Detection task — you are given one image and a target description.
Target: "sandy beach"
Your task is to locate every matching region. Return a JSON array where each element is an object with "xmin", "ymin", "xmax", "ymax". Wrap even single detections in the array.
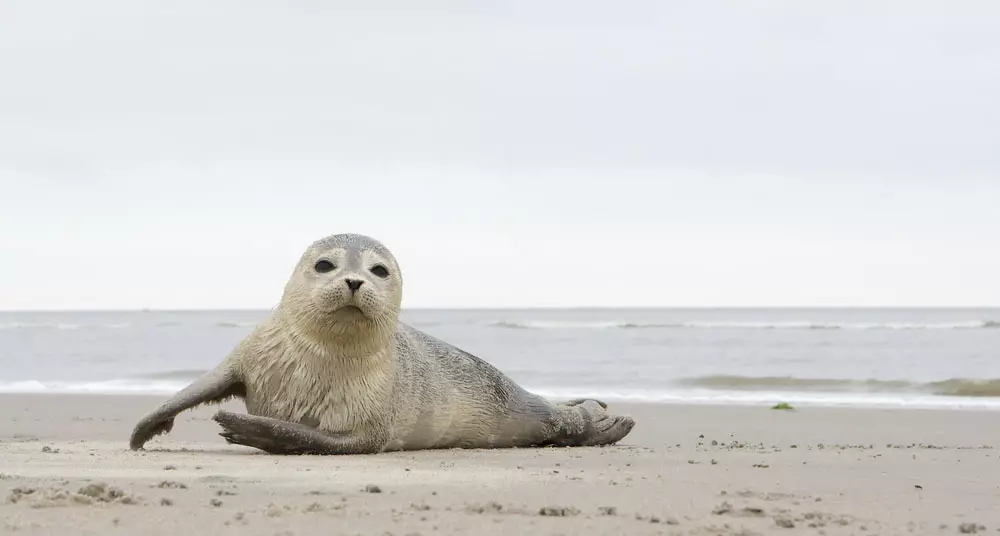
[{"xmin": 1, "ymin": 395, "xmax": 998, "ymax": 535}]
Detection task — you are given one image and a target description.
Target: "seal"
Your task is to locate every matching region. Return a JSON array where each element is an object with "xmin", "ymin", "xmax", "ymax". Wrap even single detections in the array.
[{"xmin": 128, "ymin": 233, "xmax": 635, "ymax": 454}]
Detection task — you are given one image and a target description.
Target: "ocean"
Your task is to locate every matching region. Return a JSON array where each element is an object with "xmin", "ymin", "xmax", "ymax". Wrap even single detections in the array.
[{"xmin": 1, "ymin": 308, "xmax": 998, "ymax": 410}]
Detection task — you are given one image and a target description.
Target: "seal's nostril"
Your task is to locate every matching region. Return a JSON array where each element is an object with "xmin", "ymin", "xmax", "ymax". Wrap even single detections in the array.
[{"xmin": 345, "ymin": 279, "xmax": 363, "ymax": 293}]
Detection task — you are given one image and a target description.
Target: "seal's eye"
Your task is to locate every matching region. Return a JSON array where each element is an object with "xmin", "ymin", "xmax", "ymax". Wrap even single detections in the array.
[
  {"xmin": 314, "ymin": 260, "xmax": 336, "ymax": 273},
  {"xmin": 370, "ymin": 264, "xmax": 389, "ymax": 278}
]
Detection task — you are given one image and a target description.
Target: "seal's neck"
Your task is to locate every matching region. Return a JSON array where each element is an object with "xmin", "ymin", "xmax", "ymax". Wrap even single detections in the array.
[{"xmin": 276, "ymin": 305, "xmax": 396, "ymax": 360}]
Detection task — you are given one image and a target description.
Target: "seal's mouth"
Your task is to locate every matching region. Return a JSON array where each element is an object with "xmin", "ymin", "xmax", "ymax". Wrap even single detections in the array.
[{"xmin": 329, "ymin": 304, "xmax": 366, "ymax": 318}]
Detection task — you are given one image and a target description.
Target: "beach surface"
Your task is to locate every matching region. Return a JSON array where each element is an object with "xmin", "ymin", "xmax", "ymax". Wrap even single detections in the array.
[{"xmin": 1, "ymin": 395, "xmax": 998, "ymax": 535}]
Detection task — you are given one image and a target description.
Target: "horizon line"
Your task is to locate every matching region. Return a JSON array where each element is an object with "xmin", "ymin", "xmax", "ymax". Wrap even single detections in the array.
[{"xmin": 2, "ymin": 305, "xmax": 999, "ymax": 313}]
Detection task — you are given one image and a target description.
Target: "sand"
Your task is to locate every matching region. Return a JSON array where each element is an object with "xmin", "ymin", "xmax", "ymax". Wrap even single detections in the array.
[{"xmin": 1, "ymin": 394, "xmax": 998, "ymax": 535}]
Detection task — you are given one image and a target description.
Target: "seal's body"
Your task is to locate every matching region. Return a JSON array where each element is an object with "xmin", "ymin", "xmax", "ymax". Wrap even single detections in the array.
[{"xmin": 129, "ymin": 234, "xmax": 635, "ymax": 455}]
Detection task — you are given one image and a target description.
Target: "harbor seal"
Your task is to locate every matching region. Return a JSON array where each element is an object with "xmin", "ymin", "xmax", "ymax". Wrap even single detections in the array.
[{"xmin": 128, "ymin": 233, "xmax": 635, "ymax": 454}]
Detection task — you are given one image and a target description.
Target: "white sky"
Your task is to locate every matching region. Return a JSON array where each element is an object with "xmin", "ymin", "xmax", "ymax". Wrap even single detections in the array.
[{"xmin": 1, "ymin": 1, "xmax": 998, "ymax": 310}]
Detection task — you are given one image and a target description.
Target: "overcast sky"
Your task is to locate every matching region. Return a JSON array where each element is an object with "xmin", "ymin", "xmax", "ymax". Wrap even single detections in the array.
[{"xmin": 1, "ymin": 0, "xmax": 998, "ymax": 310}]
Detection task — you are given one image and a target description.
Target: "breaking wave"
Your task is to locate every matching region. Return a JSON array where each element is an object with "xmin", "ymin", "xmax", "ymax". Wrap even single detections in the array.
[
  {"xmin": 488, "ymin": 320, "xmax": 999, "ymax": 331},
  {"xmin": 523, "ymin": 387, "xmax": 1000, "ymax": 410},
  {"xmin": 4, "ymin": 373, "xmax": 1000, "ymax": 409},
  {"xmin": 0, "ymin": 379, "xmax": 189, "ymax": 395},
  {"xmin": 0, "ymin": 369, "xmax": 214, "ymax": 395},
  {"xmin": 677, "ymin": 375, "xmax": 1000, "ymax": 398}
]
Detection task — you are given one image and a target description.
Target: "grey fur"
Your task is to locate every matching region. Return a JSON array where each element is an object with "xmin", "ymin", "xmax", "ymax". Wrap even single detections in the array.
[{"xmin": 129, "ymin": 233, "xmax": 635, "ymax": 454}]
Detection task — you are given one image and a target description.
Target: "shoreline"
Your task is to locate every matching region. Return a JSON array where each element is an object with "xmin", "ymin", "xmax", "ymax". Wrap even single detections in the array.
[
  {"xmin": 4, "ymin": 393, "xmax": 1000, "ymax": 444},
  {"xmin": 3, "ymin": 394, "xmax": 999, "ymax": 534},
  {"xmin": 3, "ymin": 389, "xmax": 1000, "ymax": 413}
]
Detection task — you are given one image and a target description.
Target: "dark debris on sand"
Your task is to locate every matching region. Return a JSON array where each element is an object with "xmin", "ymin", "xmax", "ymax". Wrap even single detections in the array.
[
  {"xmin": 7, "ymin": 482, "xmax": 141, "ymax": 507},
  {"xmin": 538, "ymin": 506, "xmax": 580, "ymax": 517}
]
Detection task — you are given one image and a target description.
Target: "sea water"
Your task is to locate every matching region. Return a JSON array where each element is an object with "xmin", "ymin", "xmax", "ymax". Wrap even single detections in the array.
[{"xmin": 1, "ymin": 308, "xmax": 998, "ymax": 410}]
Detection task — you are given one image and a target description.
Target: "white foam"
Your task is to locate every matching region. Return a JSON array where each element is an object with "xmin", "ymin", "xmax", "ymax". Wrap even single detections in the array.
[
  {"xmin": 523, "ymin": 386, "xmax": 1000, "ymax": 411},
  {"xmin": 0, "ymin": 379, "xmax": 186, "ymax": 395},
  {"xmin": 4, "ymin": 379, "xmax": 1000, "ymax": 411}
]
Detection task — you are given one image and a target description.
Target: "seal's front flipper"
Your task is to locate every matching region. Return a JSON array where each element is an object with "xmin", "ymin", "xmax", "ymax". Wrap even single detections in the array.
[
  {"xmin": 212, "ymin": 410, "xmax": 383, "ymax": 455},
  {"xmin": 129, "ymin": 365, "xmax": 245, "ymax": 450}
]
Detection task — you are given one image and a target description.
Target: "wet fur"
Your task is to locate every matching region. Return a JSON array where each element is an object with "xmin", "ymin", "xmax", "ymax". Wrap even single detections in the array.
[{"xmin": 129, "ymin": 233, "xmax": 635, "ymax": 454}]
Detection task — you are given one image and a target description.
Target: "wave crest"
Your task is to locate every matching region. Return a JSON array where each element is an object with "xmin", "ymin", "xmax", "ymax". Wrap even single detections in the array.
[
  {"xmin": 0, "ymin": 322, "xmax": 136, "ymax": 330},
  {"xmin": 215, "ymin": 321, "xmax": 258, "ymax": 328},
  {"xmin": 135, "ymin": 369, "xmax": 209, "ymax": 381}
]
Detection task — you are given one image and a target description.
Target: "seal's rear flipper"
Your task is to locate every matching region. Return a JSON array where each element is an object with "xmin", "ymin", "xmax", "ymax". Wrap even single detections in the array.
[{"xmin": 542, "ymin": 399, "xmax": 635, "ymax": 448}]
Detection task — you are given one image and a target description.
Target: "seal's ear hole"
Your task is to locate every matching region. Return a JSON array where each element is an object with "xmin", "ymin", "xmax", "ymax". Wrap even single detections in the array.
[
  {"xmin": 370, "ymin": 264, "xmax": 390, "ymax": 279},
  {"xmin": 314, "ymin": 260, "xmax": 336, "ymax": 273}
]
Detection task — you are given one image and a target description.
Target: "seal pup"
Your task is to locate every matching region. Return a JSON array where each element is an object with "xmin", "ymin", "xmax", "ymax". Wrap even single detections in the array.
[{"xmin": 129, "ymin": 233, "xmax": 635, "ymax": 454}]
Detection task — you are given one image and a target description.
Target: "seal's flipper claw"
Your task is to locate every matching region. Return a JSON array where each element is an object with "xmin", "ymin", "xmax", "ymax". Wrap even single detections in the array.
[{"xmin": 129, "ymin": 415, "xmax": 176, "ymax": 450}]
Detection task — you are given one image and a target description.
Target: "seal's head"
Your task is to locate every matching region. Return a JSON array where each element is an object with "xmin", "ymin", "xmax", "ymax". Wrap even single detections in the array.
[{"xmin": 280, "ymin": 233, "xmax": 402, "ymax": 345}]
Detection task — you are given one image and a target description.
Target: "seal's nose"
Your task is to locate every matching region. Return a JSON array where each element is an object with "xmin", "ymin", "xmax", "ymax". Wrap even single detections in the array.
[{"xmin": 345, "ymin": 279, "xmax": 364, "ymax": 293}]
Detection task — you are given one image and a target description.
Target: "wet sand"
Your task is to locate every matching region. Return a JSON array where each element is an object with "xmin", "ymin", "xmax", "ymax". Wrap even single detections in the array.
[{"xmin": 1, "ymin": 394, "xmax": 998, "ymax": 535}]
